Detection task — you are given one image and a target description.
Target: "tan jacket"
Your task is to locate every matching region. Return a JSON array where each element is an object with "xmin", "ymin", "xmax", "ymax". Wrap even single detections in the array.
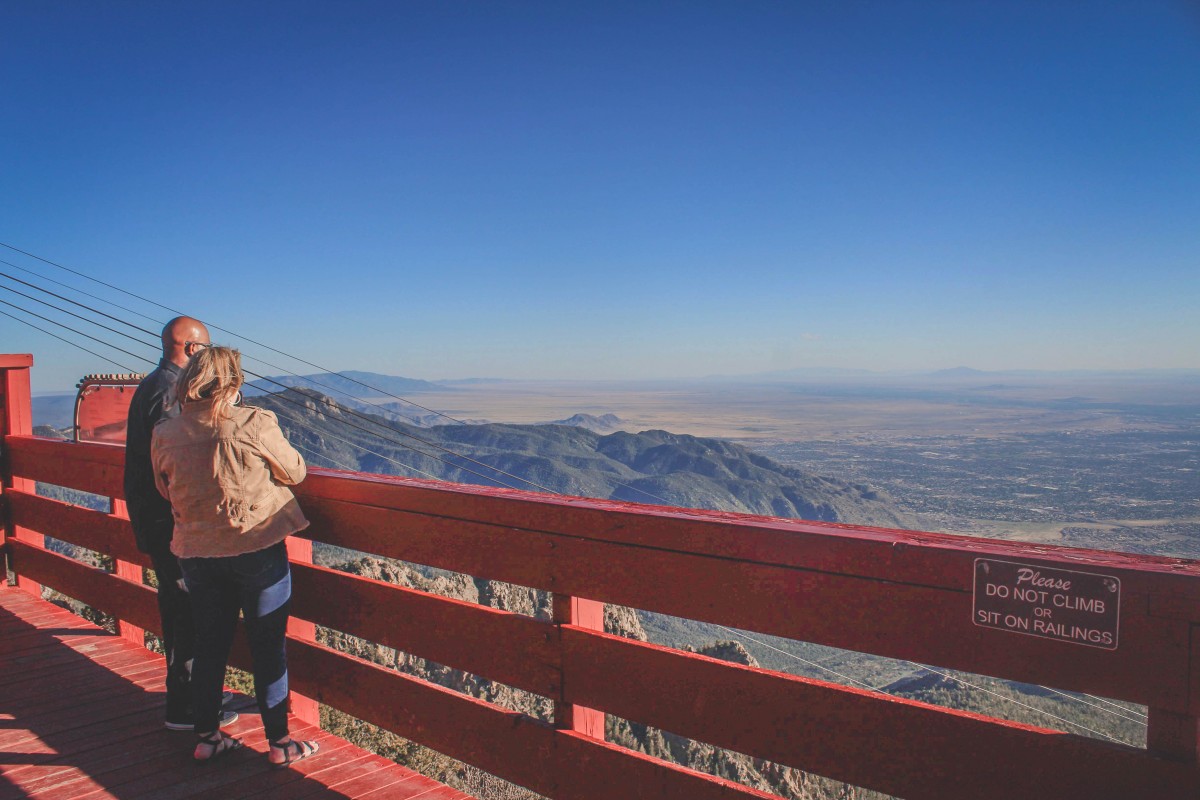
[{"xmin": 151, "ymin": 400, "xmax": 309, "ymax": 558}]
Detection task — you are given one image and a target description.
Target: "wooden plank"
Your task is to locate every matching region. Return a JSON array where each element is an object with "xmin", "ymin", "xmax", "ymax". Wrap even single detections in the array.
[
  {"xmin": 560, "ymin": 625, "xmax": 1200, "ymax": 799},
  {"xmin": 10, "ymin": 433, "xmax": 1200, "ymax": 612},
  {"xmin": 297, "ymin": 495, "xmax": 557, "ymax": 588},
  {"xmin": 5, "ymin": 490, "xmax": 151, "ymax": 568},
  {"xmin": 0, "ymin": 620, "xmax": 104, "ymax": 651},
  {"xmin": 289, "ymin": 637, "xmax": 777, "ymax": 800},
  {"xmin": 6, "ymin": 540, "xmax": 161, "ymax": 634},
  {"xmin": 0, "ymin": 707, "xmax": 166, "ymax": 773},
  {"xmin": 9, "ymin": 435, "xmax": 1200, "ymax": 601},
  {"xmin": 391, "ymin": 787, "xmax": 473, "ymax": 800},
  {"xmin": 3, "ymin": 727, "xmax": 178, "ymax": 797},
  {"xmin": 359, "ymin": 776, "xmax": 451, "ymax": 800},
  {"xmin": 0, "ymin": 354, "xmax": 34, "ymax": 368},
  {"xmin": 297, "ymin": 493, "xmax": 1191, "ymax": 710},
  {"xmin": 260, "ymin": 753, "xmax": 413, "ymax": 800},
  {"xmin": 34, "ymin": 714, "xmax": 266, "ymax": 800},
  {"xmin": 0, "ymin": 639, "xmax": 140, "ymax": 676},
  {"xmin": 0, "ymin": 640, "xmax": 145, "ymax": 686},
  {"xmin": 232, "ymin": 752, "xmax": 380, "ymax": 800},
  {"xmin": 0, "ymin": 624, "xmax": 152, "ymax": 669},
  {"xmin": 297, "ymin": 765, "xmax": 424, "ymax": 800},
  {"xmin": 296, "ymin": 470, "xmax": 1200, "ymax": 599},
  {"xmin": 0, "ymin": 671, "xmax": 165, "ymax": 748},
  {"xmin": 547, "ymin": 535, "xmax": 1193, "ymax": 711},
  {"xmin": 177, "ymin": 730, "xmax": 362, "ymax": 799},
  {"xmin": 4, "ymin": 435, "xmax": 125, "ymax": 498},
  {"xmin": 290, "ymin": 561, "xmax": 560, "ymax": 697}
]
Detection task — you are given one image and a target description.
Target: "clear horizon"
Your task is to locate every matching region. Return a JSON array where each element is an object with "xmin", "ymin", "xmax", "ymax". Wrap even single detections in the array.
[
  {"xmin": 3, "ymin": 3, "xmax": 1198, "ymax": 394},
  {"xmin": 24, "ymin": 363, "xmax": 1200, "ymax": 397}
]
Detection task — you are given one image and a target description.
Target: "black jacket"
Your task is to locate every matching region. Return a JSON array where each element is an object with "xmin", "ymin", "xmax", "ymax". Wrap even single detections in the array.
[{"xmin": 123, "ymin": 359, "xmax": 181, "ymax": 555}]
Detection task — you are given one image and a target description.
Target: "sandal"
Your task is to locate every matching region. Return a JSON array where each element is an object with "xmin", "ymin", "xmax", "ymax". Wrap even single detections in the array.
[
  {"xmin": 193, "ymin": 731, "xmax": 242, "ymax": 763},
  {"xmin": 269, "ymin": 737, "xmax": 320, "ymax": 769}
]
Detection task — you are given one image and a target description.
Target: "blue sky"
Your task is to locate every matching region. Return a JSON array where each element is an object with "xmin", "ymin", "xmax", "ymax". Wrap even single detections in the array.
[{"xmin": 2, "ymin": 2, "xmax": 1198, "ymax": 391}]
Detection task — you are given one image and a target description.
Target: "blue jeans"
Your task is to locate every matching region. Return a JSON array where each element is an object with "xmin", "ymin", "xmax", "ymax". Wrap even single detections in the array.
[{"xmin": 180, "ymin": 541, "xmax": 292, "ymax": 741}]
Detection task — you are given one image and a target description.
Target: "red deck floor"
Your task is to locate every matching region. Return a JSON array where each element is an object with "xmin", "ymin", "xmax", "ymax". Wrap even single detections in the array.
[{"xmin": 0, "ymin": 584, "xmax": 474, "ymax": 800}]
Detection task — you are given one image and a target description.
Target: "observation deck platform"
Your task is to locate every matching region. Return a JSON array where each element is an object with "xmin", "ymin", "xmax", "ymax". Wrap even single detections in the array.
[{"xmin": 0, "ymin": 585, "xmax": 472, "ymax": 800}]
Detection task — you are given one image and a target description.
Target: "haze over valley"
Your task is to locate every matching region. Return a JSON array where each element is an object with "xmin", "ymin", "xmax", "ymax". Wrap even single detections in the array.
[{"xmin": 236, "ymin": 366, "xmax": 1200, "ymax": 559}]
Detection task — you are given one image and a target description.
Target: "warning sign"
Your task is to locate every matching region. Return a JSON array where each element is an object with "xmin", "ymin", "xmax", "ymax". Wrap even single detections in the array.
[{"xmin": 972, "ymin": 559, "xmax": 1120, "ymax": 650}]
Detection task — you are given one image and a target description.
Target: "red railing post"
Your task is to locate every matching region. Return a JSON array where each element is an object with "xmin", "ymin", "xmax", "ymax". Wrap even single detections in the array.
[
  {"xmin": 109, "ymin": 497, "xmax": 147, "ymax": 647},
  {"xmin": 1146, "ymin": 622, "xmax": 1200, "ymax": 764},
  {"xmin": 0, "ymin": 355, "xmax": 38, "ymax": 596},
  {"xmin": 286, "ymin": 534, "xmax": 320, "ymax": 725},
  {"xmin": 553, "ymin": 593, "xmax": 605, "ymax": 738},
  {"xmin": 1148, "ymin": 708, "xmax": 1200, "ymax": 764}
]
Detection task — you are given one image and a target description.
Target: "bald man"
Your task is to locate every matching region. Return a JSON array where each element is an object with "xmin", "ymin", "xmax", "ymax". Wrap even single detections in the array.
[{"xmin": 125, "ymin": 317, "xmax": 235, "ymax": 730}]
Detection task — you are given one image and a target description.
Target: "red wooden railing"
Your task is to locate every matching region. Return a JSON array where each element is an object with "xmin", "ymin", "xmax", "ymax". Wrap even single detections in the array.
[{"xmin": 2, "ymin": 354, "xmax": 1199, "ymax": 799}]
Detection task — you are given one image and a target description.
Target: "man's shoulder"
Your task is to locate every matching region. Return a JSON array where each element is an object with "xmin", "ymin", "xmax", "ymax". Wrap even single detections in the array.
[
  {"xmin": 142, "ymin": 364, "xmax": 180, "ymax": 392},
  {"xmin": 131, "ymin": 366, "xmax": 165, "ymax": 400},
  {"xmin": 130, "ymin": 364, "xmax": 180, "ymax": 416}
]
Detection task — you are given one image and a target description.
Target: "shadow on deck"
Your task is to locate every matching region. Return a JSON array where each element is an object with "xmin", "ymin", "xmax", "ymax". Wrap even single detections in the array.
[{"xmin": 0, "ymin": 585, "xmax": 472, "ymax": 800}]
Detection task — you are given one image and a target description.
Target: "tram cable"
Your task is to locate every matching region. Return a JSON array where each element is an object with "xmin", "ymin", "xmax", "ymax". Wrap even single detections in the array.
[
  {"xmin": 269, "ymin": 404, "xmax": 441, "ymax": 480},
  {"xmin": 289, "ymin": 438, "xmax": 360, "ymax": 474},
  {"xmin": 887, "ymin": 662, "xmax": 1130, "ymax": 743},
  {"xmin": 0, "ymin": 267, "xmax": 568, "ymax": 492},
  {"xmin": 255, "ymin": 379, "xmax": 532, "ymax": 491},
  {"xmin": 2, "ymin": 258, "xmax": 450, "ymax": 421},
  {"xmin": 0, "ymin": 265, "xmax": 160, "ymax": 338},
  {"xmin": 0, "ymin": 280, "xmax": 159, "ymax": 350},
  {"xmin": 0, "ymin": 289, "xmax": 544, "ymax": 489},
  {"xmin": 0, "ymin": 296, "xmax": 158, "ymax": 368},
  {"xmin": 716, "ymin": 623, "xmax": 1140, "ymax": 742},
  {"xmin": 1032, "ymin": 684, "xmax": 1147, "ymax": 726},
  {"xmin": 0, "ymin": 241, "xmax": 468, "ymax": 427},
  {"xmin": 1081, "ymin": 692, "xmax": 1147, "ymax": 720},
  {"xmin": 0, "ymin": 308, "xmax": 140, "ymax": 373},
  {"xmin": 0, "ymin": 251, "xmax": 163, "ymax": 325}
]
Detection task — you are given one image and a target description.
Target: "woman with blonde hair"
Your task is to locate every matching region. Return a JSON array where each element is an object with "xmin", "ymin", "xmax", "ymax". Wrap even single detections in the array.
[{"xmin": 152, "ymin": 345, "xmax": 319, "ymax": 767}]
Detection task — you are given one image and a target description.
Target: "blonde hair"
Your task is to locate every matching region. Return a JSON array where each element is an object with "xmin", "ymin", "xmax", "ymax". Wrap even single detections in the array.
[{"xmin": 177, "ymin": 345, "xmax": 244, "ymax": 424}]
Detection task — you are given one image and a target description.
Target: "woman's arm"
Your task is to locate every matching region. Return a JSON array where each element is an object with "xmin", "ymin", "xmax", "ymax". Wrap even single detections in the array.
[
  {"xmin": 254, "ymin": 409, "xmax": 307, "ymax": 485},
  {"xmin": 150, "ymin": 436, "xmax": 172, "ymax": 501}
]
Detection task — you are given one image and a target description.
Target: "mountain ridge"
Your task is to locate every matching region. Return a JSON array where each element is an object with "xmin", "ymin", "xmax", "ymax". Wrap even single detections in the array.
[
  {"xmin": 255, "ymin": 388, "xmax": 909, "ymax": 528},
  {"xmin": 244, "ymin": 370, "xmax": 450, "ymax": 398}
]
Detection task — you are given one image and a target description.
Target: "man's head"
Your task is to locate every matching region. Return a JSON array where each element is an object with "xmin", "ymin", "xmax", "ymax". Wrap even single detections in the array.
[
  {"xmin": 177, "ymin": 345, "xmax": 243, "ymax": 424},
  {"xmin": 161, "ymin": 316, "xmax": 210, "ymax": 367}
]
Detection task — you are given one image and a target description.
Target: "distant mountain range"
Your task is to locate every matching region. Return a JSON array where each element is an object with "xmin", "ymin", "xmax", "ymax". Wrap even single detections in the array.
[
  {"xmin": 709, "ymin": 365, "xmax": 1200, "ymax": 383},
  {"xmin": 30, "ymin": 394, "xmax": 76, "ymax": 429},
  {"xmin": 244, "ymin": 370, "xmax": 449, "ymax": 398},
  {"xmin": 255, "ymin": 388, "xmax": 908, "ymax": 527},
  {"xmin": 546, "ymin": 412, "xmax": 623, "ymax": 432}
]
